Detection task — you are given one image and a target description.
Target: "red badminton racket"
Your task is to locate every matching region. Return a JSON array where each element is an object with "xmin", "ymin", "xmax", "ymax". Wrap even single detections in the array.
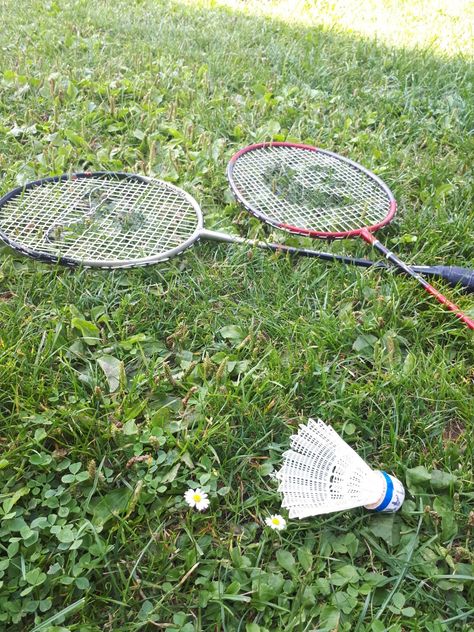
[{"xmin": 227, "ymin": 142, "xmax": 474, "ymax": 330}]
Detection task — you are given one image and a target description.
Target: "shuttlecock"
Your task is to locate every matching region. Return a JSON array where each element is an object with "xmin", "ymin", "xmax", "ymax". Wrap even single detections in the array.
[{"xmin": 275, "ymin": 418, "xmax": 405, "ymax": 519}]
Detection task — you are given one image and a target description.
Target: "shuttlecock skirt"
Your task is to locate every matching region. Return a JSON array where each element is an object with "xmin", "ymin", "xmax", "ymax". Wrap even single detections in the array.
[{"xmin": 275, "ymin": 419, "xmax": 405, "ymax": 519}]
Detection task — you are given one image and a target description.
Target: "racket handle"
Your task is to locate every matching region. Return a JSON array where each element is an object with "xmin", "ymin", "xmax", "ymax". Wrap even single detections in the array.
[
  {"xmin": 413, "ymin": 265, "xmax": 474, "ymax": 292},
  {"xmin": 361, "ymin": 229, "xmax": 474, "ymax": 331}
]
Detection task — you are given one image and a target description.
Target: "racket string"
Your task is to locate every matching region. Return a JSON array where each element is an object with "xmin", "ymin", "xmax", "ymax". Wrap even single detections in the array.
[
  {"xmin": 84, "ymin": 185, "xmax": 193, "ymax": 257},
  {"xmin": 233, "ymin": 148, "xmax": 386, "ymax": 232},
  {"xmin": 231, "ymin": 145, "xmax": 391, "ymax": 234},
  {"xmin": 2, "ymin": 182, "xmax": 91, "ymax": 239},
  {"xmin": 0, "ymin": 177, "xmax": 200, "ymax": 262}
]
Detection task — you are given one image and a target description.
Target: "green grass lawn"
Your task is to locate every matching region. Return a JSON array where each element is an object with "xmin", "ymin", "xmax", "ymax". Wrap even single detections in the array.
[{"xmin": 0, "ymin": 1, "xmax": 473, "ymax": 630}]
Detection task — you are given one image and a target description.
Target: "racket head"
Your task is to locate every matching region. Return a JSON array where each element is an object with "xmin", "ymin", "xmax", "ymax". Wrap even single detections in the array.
[
  {"xmin": 0, "ymin": 172, "xmax": 203, "ymax": 268},
  {"xmin": 227, "ymin": 142, "xmax": 397, "ymax": 239}
]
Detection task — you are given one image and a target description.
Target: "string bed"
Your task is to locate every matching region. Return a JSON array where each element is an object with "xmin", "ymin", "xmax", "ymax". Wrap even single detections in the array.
[
  {"xmin": 230, "ymin": 145, "xmax": 392, "ymax": 234},
  {"xmin": 0, "ymin": 176, "xmax": 200, "ymax": 263}
]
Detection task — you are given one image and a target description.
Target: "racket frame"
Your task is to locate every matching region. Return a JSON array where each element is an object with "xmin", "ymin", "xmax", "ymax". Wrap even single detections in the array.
[
  {"xmin": 228, "ymin": 141, "xmax": 474, "ymax": 330},
  {"xmin": 1, "ymin": 169, "xmax": 474, "ymax": 299},
  {"xmin": 227, "ymin": 141, "xmax": 397, "ymax": 239},
  {"xmin": 0, "ymin": 172, "xmax": 203, "ymax": 268}
]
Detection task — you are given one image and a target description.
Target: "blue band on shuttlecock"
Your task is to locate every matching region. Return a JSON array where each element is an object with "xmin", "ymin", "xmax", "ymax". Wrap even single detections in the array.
[{"xmin": 373, "ymin": 471, "xmax": 394, "ymax": 512}]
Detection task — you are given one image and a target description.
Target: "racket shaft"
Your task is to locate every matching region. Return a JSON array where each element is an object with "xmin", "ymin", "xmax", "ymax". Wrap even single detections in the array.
[
  {"xmin": 360, "ymin": 229, "xmax": 474, "ymax": 330},
  {"xmin": 200, "ymin": 229, "xmax": 474, "ymax": 292}
]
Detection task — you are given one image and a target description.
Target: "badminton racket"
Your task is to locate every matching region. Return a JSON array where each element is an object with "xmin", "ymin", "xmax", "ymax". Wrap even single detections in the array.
[
  {"xmin": 227, "ymin": 142, "xmax": 474, "ymax": 330},
  {"xmin": 0, "ymin": 172, "xmax": 473, "ymax": 295}
]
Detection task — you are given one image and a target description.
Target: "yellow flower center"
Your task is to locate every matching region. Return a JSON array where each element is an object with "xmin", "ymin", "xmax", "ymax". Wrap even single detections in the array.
[
  {"xmin": 272, "ymin": 518, "xmax": 280, "ymax": 525},
  {"xmin": 193, "ymin": 494, "xmax": 202, "ymax": 502}
]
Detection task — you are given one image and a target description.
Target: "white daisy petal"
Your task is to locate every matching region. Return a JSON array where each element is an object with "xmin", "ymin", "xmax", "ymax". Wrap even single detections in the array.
[
  {"xmin": 184, "ymin": 487, "xmax": 209, "ymax": 512},
  {"xmin": 184, "ymin": 488, "xmax": 197, "ymax": 508},
  {"xmin": 196, "ymin": 497, "xmax": 210, "ymax": 511},
  {"xmin": 265, "ymin": 514, "xmax": 287, "ymax": 531}
]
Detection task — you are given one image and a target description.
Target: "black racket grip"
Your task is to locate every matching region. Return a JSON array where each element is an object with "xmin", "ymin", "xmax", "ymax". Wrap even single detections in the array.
[{"xmin": 414, "ymin": 265, "xmax": 474, "ymax": 292}]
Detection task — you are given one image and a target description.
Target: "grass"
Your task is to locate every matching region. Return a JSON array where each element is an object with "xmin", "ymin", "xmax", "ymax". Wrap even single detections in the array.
[{"xmin": 0, "ymin": 0, "xmax": 473, "ymax": 630}]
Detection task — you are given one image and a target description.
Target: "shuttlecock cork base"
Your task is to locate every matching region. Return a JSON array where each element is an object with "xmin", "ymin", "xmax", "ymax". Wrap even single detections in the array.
[
  {"xmin": 275, "ymin": 418, "xmax": 405, "ymax": 519},
  {"xmin": 364, "ymin": 470, "xmax": 405, "ymax": 513}
]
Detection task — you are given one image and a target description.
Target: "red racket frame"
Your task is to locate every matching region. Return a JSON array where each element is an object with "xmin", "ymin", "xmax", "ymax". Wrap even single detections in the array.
[{"xmin": 228, "ymin": 142, "xmax": 474, "ymax": 331}]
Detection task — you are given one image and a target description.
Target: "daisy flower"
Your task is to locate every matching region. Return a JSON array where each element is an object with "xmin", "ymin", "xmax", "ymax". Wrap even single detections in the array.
[
  {"xmin": 265, "ymin": 514, "xmax": 287, "ymax": 531},
  {"xmin": 184, "ymin": 488, "xmax": 210, "ymax": 511}
]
